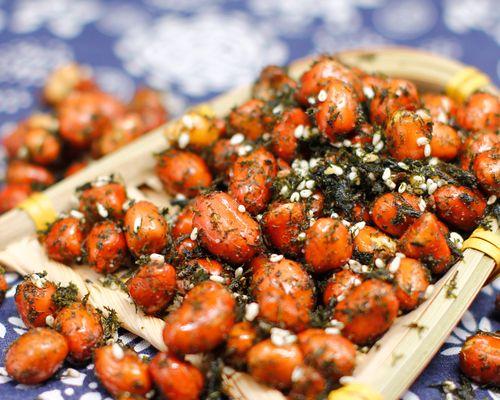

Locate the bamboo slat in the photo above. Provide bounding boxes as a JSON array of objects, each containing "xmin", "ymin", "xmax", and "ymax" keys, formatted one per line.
[{"xmin": 0, "ymin": 47, "xmax": 498, "ymax": 400}]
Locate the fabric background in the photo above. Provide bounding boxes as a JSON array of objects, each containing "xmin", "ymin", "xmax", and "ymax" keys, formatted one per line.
[{"xmin": 0, "ymin": 0, "xmax": 498, "ymax": 399}]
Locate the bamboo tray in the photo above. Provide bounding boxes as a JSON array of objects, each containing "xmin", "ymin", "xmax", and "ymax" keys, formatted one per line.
[{"xmin": 0, "ymin": 47, "xmax": 498, "ymax": 400}]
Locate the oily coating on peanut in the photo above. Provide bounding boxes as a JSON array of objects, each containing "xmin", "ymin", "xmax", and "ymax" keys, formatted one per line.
[
  {"xmin": 149, "ymin": 352, "xmax": 205, "ymax": 400},
  {"xmin": 15, "ymin": 277, "xmax": 57, "ymax": 328},
  {"xmin": 54, "ymin": 302, "xmax": 103, "ymax": 362},
  {"xmin": 192, "ymin": 191, "xmax": 261, "ymax": 264},
  {"xmin": 251, "ymin": 256, "xmax": 314, "ymax": 332},
  {"xmin": 123, "ymin": 200, "xmax": 170, "ymax": 256},
  {"xmin": 163, "ymin": 280, "xmax": 235, "ymax": 355},
  {"xmin": 5, "ymin": 328, "xmax": 68, "ymax": 384},
  {"xmin": 94, "ymin": 344, "xmax": 152, "ymax": 397},
  {"xmin": 228, "ymin": 147, "xmax": 278, "ymax": 215}
]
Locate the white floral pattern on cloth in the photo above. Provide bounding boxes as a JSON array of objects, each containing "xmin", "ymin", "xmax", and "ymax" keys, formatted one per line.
[
  {"xmin": 0, "ymin": 1, "xmax": 498, "ymax": 399},
  {"xmin": 115, "ymin": 12, "xmax": 288, "ymax": 96},
  {"xmin": 10, "ymin": 0, "xmax": 103, "ymax": 39}
]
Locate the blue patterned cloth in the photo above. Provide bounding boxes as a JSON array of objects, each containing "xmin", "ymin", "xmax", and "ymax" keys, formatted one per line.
[{"xmin": 0, "ymin": 1, "xmax": 498, "ymax": 399}]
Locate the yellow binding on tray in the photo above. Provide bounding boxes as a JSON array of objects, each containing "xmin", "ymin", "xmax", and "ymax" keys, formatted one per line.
[
  {"xmin": 18, "ymin": 193, "xmax": 57, "ymax": 231},
  {"xmin": 329, "ymin": 383, "xmax": 383, "ymax": 400},
  {"xmin": 463, "ymin": 228, "xmax": 500, "ymax": 279},
  {"xmin": 445, "ymin": 67, "xmax": 491, "ymax": 102}
]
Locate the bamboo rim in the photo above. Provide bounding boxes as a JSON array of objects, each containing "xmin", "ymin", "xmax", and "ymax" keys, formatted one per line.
[{"xmin": 0, "ymin": 47, "xmax": 498, "ymax": 400}]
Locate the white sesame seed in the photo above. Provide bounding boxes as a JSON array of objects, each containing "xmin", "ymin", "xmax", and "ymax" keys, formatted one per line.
[
  {"xmin": 297, "ymin": 232, "xmax": 306, "ymax": 241},
  {"xmin": 368, "ymin": 172, "xmax": 376, "ymax": 181},
  {"xmin": 350, "ymin": 221, "xmax": 366, "ymax": 237},
  {"xmin": 487, "ymin": 195, "xmax": 497, "ymax": 205},
  {"xmin": 112, "ymin": 343, "xmax": 124, "ymax": 360},
  {"xmin": 372, "ymin": 133, "xmax": 381, "ymax": 145},
  {"xmin": 317, "ymin": 90, "xmax": 327, "ymax": 102},
  {"xmin": 150, "ymin": 253, "xmax": 165, "ymax": 263},
  {"xmin": 256, "ymin": 214, "xmax": 263, "ymax": 221},
  {"xmin": 342, "ymin": 220, "xmax": 351, "ymax": 227},
  {"xmin": 416, "ymin": 137, "xmax": 429, "ymax": 147},
  {"xmin": 395, "ymin": 252, "xmax": 406, "ymax": 259},
  {"xmin": 363, "ymin": 153, "xmax": 379, "ymax": 163},
  {"xmin": 412, "ymin": 175, "xmax": 425, "ymax": 184},
  {"xmin": 364, "ymin": 85, "xmax": 375, "ymax": 99},
  {"xmin": 325, "ymin": 165, "xmax": 343, "ymax": 176},
  {"xmin": 272, "ymin": 104, "xmax": 284, "ymax": 114},
  {"xmin": 237, "ymin": 146, "xmax": 249, "ymax": 156},
  {"xmin": 307, "ymin": 96, "xmax": 316, "ymax": 105},
  {"xmin": 339, "ymin": 376, "xmax": 356, "ymax": 386},
  {"xmin": 398, "ymin": 182, "xmax": 407, "ymax": 193},
  {"xmin": 291, "ymin": 366, "xmax": 305, "ymax": 383},
  {"xmin": 398, "ymin": 162, "xmax": 409, "ymax": 170},
  {"xmin": 178, "ymin": 132, "xmax": 190, "ymax": 149},
  {"xmin": 133, "ymin": 216, "xmax": 142, "ymax": 234},
  {"xmin": 234, "ymin": 267, "xmax": 243, "ymax": 278},
  {"xmin": 382, "ymin": 168, "xmax": 391, "ymax": 181},
  {"xmin": 385, "ymin": 180, "xmax": 396, "ymax": 190},
  {"xmin": 309, "ymin": 158, "xmax": 320, "ymax": 169},
  {"xmin": 428, "ymin": 157, "xmax": 439, "ymax": 166},
  {"xmin": 30, "ymin": 274, "xmax": 46, "ymax": 289},
  {"xmin": 270, "ymin": 327, "xmax": 297, "ymax": 346},
  {"xmin": 355, "ymin": 148, "xmax": 366, "ymax": 158},
  {"xmin": 437, "ymin": 179, "xmax": 446, "ymax": 187},
  {"xmin": 325, "ymin": 327, "xmax": 341, "ymax": 335},
  {"xmin": 375, "ymin": 258, "xmax": 386, "ymax": 268},
  {"xmin": 449, "ymin": 232, "xmax": 464, "ymax": 249},
  {"xmin": 343, "ymin": 139, "xmax": 352, "ymax": 147},
  {"xmin": 300, "ymin": 189, "xmax": 312, "ymax": 198},
  {"xmin": 424, "ymin": 144, "xmax": 431, "ymax": 157},
  {"xmin": 388, "ymin": 257, "xmax": 401, "ymax": 273},
  {"xmin": 230, "ymin": 133, "xmax": 245, "ymax": 145},
  {"xmin": 418, "ymin": 198, "xmax": 426, "ymax": 212},
  {"xmin": 45, "ymin": 315, "xmax": 54, "ymax": 327},
  {"xmin": 279, "ymin": 186, "xmax": 289, "ymax": 196},
  {"xmin": 270, "ymin": 254, "xmax": 284, "ymax": 262},
  {"xmin": 427, "ymin": 182, "xmax": 438, "ymax": 195},
  {"xmin": 331, "ymin": 212, "xmax": 339, "ymax": 218},
  {"xmin": 424, "ymin": 284, "xmax": 435, "ymax": 299},
  {"xmin": 305, "ymin": 180, "xmax": 315, "ymax": 189},
  {"xmin": 374, "ymin": 141, "xmax": 384, "ymax": 153},
  {"xmin": 348, "ymin": 259, "xmax": 362, "ymax": 272},
  {"xmin": 96, "ymin": 203, "xmax": 108, "ymax": 218},
  {"xmin": 245, "ymin": 302, "xmax": 259, "ymax": 321},
  {"xmin": 329, "ymin": 319, "xmax": 345, "ymax": 329},
  {"xmin": 290, "ymin": 192, "xmax": 300, "ymax": 202},
  {"xmin": 336, "ymin": 294, "xmax": 346, "ymax": 302},
  {"xmin": 297, "ymin": 180, "xmax": 306, "ymax": 191},
  {"xmin": 190, "ymin": 227, "xmax": 198, "ymax": 240},
  {"xmin": 262, "ymin": 132, "xmax": 271, "ymax": 141},
  {"xmin": 210, "ymin": 274, "xmax": 226, "ymax": 284},
  {"xmin": 443, "ymin": 380, "xmax": 457, "ymax": 392},
  {"xmin": 69, "ymin": 210, "xmax": 84, "ymax": 219},
  {"xmin": 348, "ymin": 171, "xmax": 358, "ymax": 181},
  {"xmin": 237, "ymin": 204, "xmax": 246, "ymax": 213},
  {"xmin": 294, "ymin": 125, "xmax": 305, "ymax": 139}
]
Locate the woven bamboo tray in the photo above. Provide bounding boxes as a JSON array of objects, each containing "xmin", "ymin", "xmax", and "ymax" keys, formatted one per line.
[{"xmin": 0, "ymin": 47, "xmax": 498, "ymax": 400}]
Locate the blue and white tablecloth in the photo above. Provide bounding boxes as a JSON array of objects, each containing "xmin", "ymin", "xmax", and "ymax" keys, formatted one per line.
[{"xmin": 0, "ymin": 1, "xmax": 498, "ymax": 399}]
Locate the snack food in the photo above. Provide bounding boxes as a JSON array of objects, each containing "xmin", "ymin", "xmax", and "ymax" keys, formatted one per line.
[{"xmin": 3, "ymin": 54, "xmax": 499, "ymax": 399}]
